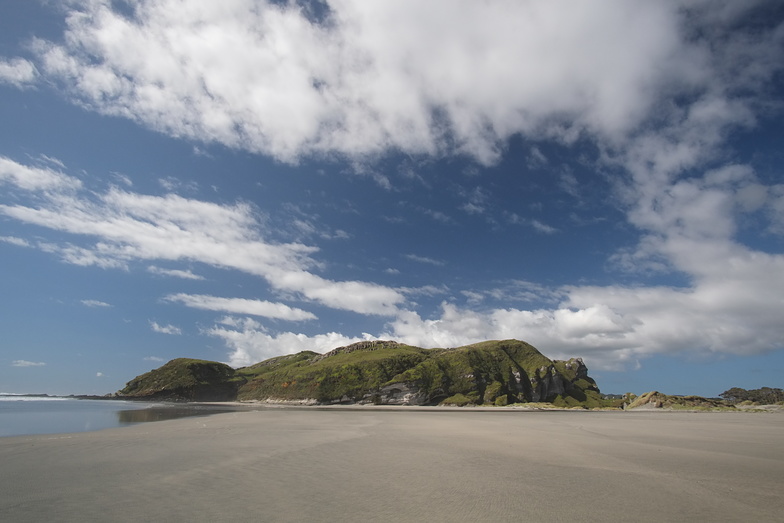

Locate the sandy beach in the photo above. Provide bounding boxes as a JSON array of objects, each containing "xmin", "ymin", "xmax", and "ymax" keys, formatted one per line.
[{"xmin": 1, "ymin": 408, "xmax": 782, "ymax": 522}]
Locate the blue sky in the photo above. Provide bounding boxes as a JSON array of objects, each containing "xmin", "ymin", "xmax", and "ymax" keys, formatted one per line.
[{"xmin": 1, "ymin": 0, "xmax": 783, "ymax": 397}]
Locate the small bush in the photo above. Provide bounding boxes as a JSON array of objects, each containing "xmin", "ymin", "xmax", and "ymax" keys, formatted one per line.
[{"xmin": 441, "ymin": 393, "xmax": 473, "ymax": 406}]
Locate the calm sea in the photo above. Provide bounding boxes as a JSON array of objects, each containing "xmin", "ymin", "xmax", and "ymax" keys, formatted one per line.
[{"xmin": 0, "ymin": 396, "xmax": 239, "ymax": 437}]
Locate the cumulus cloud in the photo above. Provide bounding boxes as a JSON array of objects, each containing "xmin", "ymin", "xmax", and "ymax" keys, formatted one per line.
[
  {"xmin": 380, "ymin": 276, "xmax": 784, "ymax": 371},
  {"xmin": 0, "ymin": 57, "xmax": 37, "ymax": 88},
  {"xmin": 209, "ymin": 316, "xmax": 376, "ymax": 367},
  {"xmin": 30, "ymin": 0, "xmax": 732, "ymax": 165}
]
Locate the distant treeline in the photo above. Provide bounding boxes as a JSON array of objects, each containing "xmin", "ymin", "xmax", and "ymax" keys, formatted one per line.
[{"xmin": 719, "ymin": 387, "xmax": 783, "ymax": 404}]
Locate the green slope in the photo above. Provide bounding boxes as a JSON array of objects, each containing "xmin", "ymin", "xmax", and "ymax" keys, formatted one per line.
[
  {"xmin": 237, "ymin": 341, "xmax": 430, "ymax": 402},
  {"xmin": 118, "ymin": 340, "xmax": 605, "ymax": 407},
  {"xmin": 118, "ymin": 358, "xmax": 242, "ymax": 401}
]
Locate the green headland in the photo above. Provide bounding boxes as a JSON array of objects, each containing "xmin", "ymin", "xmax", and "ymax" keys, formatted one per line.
[
  {"xmin": 116, "ymin": 339, "xmax": 783, "ymax": 410},
  {"xmin": 117, "ymin": 339, "xmax": 614, "ymax": 407}
]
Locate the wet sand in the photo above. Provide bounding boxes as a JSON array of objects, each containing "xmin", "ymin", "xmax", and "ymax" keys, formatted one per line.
[{"xmin": 1, "ymin": 409, "xmax": 782, "ymax": 522}]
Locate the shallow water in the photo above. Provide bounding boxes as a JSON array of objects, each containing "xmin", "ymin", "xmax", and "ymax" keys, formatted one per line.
[{"xmin": 0, "ymin": 396, "xmax": 237, "ymax": 437}]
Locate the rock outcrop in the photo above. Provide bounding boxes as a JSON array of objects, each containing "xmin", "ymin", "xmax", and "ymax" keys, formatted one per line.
[{"xmin": 626, "ymin": 391, "xmax": 733, "ymax": 410}]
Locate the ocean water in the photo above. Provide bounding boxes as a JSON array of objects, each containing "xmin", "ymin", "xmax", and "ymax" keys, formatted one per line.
[{"xmin": 0, "ymin": 396, "xmax": 238, "ymax": 437}]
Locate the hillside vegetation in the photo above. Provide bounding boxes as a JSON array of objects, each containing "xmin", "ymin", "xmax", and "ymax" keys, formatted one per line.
[
  {"xmin": 118, "ymin": 339, "xmax": 612, "ymax": 407},
  {"xmin": 119, "ymin": 358, "xmax": 243, "ymax": 401}
]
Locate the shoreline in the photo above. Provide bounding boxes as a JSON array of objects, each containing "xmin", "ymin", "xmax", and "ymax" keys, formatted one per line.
[{"xmin": 205, "ymin": 399, "xmax": 784, "ymax": 413}]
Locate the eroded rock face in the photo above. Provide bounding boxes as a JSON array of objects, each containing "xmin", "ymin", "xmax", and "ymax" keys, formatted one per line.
[
  {"xmin": 528, "ymin": 358, "xmax": 594, "ymax": 402},
  {"xmin": 374, "ymin": 382, "xmax": 427, "ymax": 405},
  {"xmin": 530, "ymin": 366, "xmax": 566, "ymax": 402}
]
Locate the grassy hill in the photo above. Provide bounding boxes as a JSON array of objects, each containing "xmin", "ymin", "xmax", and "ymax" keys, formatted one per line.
[
  {"xmin": 118, "ymin": 358, "xmax": 243, "ymax": 401},
  {"xmin": 118, "ymin": 339, "xmax": 610, "ymax": 407}
]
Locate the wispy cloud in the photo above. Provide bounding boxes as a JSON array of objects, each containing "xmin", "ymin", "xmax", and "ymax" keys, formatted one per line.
[
  {"xmin": 12, "ymin": 360, "xmax": 46, "ymax": 367},
  {"xmin": 0, "ymin": 236, "xmax": 31, "ymax": 248},
  {"xmin": 147, "ymin": 265, "xmax": 205, "ymax": 281},
  {"xmin": 459, "ymin": 187, "xmax": 489, "ymax": 215},
  {"xmin": 150, "ymin": 321, "xmax": 182, "ymax": 335},
  {"xmin": 38, "ymin": 154, "xmax": 65, "ymax": 169},
  {"xmin": 405, "ymin": 254, "xmax": 445, "ymax": 266},
  {"xmin": 164, "ymin": 293, "xmax": 317, "ymax": 322},
  {"xmin": 81, "ymin": 299, "xmax": 112, "ymax": 308},
  {"xmin": 0, "ymin": 156, "xmax": 405, "ymax": 316},
  {"xmin": 530, "ymin": 220, "xmax": 558, "ymax": 235},
  {"xmin": 0, "ymin": 156, "xmax": 81, "ymax": 192}
]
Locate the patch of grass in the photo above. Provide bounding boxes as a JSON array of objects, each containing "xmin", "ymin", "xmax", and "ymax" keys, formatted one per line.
[{"xmin": 441, "ymin": 393, "xmax": 475, "ymax": 406}]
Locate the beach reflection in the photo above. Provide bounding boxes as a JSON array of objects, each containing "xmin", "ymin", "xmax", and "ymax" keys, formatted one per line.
[{"xmin": 117, "ymin": 405, "xmax": 237, "ymax": 424}]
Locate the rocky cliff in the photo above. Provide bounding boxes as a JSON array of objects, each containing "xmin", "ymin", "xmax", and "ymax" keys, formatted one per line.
[{"xmin": 118, "ymin": 339, "xmax": 606, "ymax": 407}]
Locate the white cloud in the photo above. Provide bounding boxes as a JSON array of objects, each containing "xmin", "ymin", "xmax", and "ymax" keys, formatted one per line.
[
  {"xmin": 381, "ymin": 257, "xmax": 784, "ymax": 369},
  {"xmin": 164, "ymin": 293, "xmax": 316, "ymax": 322},
  {"xmin": 208, "ymin": 316, "xmax": 377, "ymax": 367},
  {"xmin": 0, "ymin": 236, "xmax": 31, "ymax": 248},
  {"xmin": 405, "ymin": 142, "xmax": 784, "ymax": 355},
  {"xmin": 0, "ymin": 156, "xmax": 406, "ymax": 316},
  {"xmin": 404, "ymin": 254, "xmax": 445, "ymax": 266},
  {"xmin": 530, "ymin": 220, "xmax": 558, "ymax": 235},
  {"xmin": 96, "ymin": 372, "xmax": 105, "ymax": 377},
  {"xmin": 0, "ymin": 57, "xmax": 37, "ymax": 88},
  {"xmin": 12, "ymin": 360, "xmax": 46, "ymax": 367},
  {"xmin": 30, "ymin": 0, "xmax": 728, "ymax": 165},
  {"xmin": 150, "ymin": 321, "xmax": 182, "ymax": 335},
  {"xmin": 38, "ymin": 155, "xmax": 66, "ymax": 169},
  {"xmin": 6, "ymin": 1, "xmax": 784, "ymax": 370},
  {"xmin": 147, "ymin": 265, "xmax": 205, "ymax": 280},
  {"xmin": 0, "ymin": 156, "xmax": 81, "ymax": 192},
  {"xmin": 81, "ymin": 299, "xmax": 112, "ymax": 308},
  {"xmin": 144, "ymin": 356, "xmax": 165, "ymax": 362}
]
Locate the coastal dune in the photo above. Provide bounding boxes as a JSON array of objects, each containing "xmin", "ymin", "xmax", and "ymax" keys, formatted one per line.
[{"xmin": 1, "ymin": 409, "xmax": 782, "ymax": 522}]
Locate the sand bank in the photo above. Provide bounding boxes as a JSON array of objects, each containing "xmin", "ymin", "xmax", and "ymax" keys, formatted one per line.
[{"xmin": 1, "ymin": 409, "xmax": 782, "ymax": 522}]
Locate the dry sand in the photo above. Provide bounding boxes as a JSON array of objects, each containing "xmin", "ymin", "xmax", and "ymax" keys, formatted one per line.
[{"xmin": 1, "ymin": 408, "xmax": 782, "ymax": 522}]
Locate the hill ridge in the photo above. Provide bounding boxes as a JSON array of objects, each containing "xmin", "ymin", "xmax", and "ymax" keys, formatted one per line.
[{"xmin": 118, "ymin": 339, "xmax": 610, "ymax": 407}]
